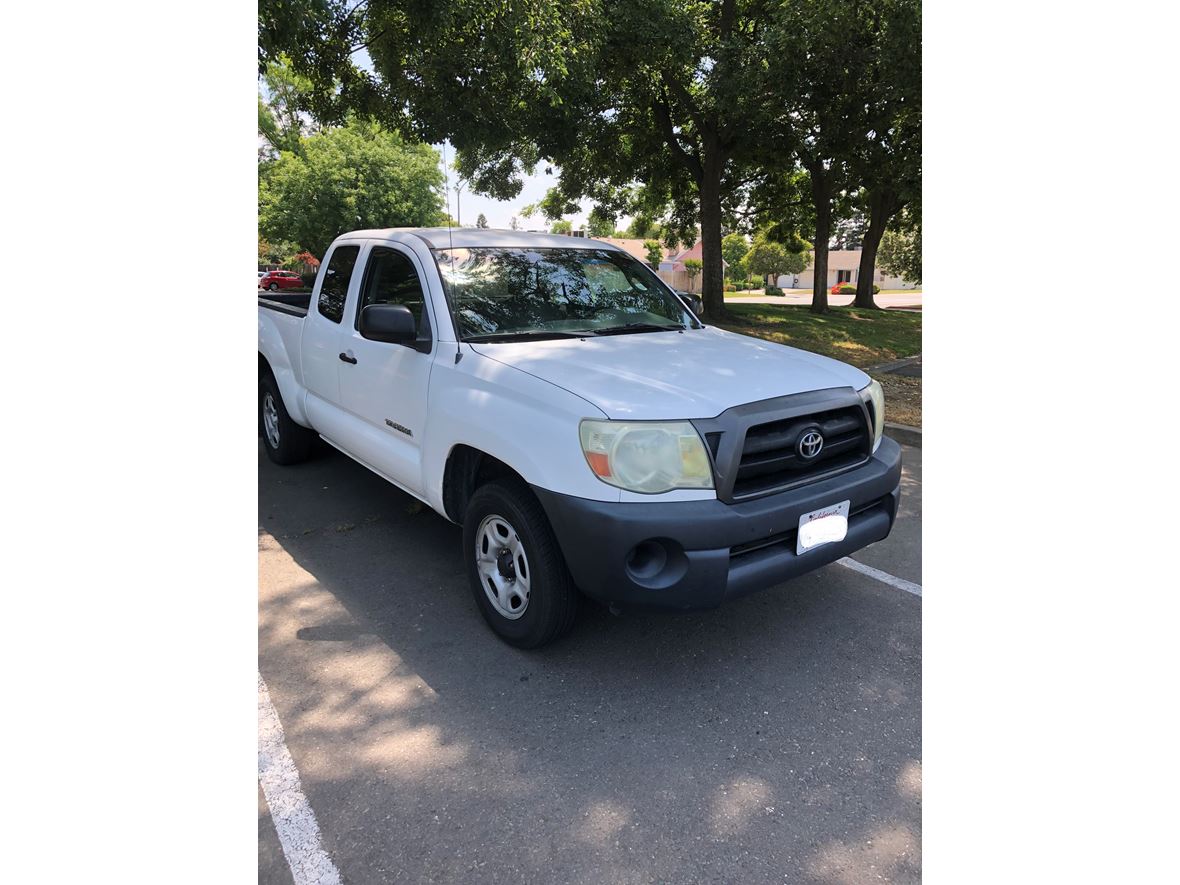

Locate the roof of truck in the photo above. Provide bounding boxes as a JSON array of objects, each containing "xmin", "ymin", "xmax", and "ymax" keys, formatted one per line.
[{"xmin": 338, "ymin": 228, "xmax": 624, "ymax": 252}]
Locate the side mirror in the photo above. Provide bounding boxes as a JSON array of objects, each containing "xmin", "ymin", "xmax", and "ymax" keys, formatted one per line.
[
  {"xmin": 360, "ymin": 303, "xmax": 416, "ymax": 344},
  {"xmin": 682, "ymin": 293, "xmax": 703, "ymax": 314}
]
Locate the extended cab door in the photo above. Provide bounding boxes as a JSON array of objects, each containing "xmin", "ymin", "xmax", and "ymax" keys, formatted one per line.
[
  {"xmin": 335, "ymin": 241, "xmax": 437, "ymax": 492},
  {"xmin": 301, "ymin": 242, "xmax": 361, "ymax": 411}
]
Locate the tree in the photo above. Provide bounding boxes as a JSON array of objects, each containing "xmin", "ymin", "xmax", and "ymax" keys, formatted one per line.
[
  {"xmin": 683, "ymin": 258, "xmax": 703, "ymax": 292},
  {"xmin": 626, "ymin": 216, "xmax": 663, "ymax": 241},
  {"xmin": 761, "ymin": 1, "xmax": 892, "ymax": 313},
  {"xmin": 847, "ymin": 0, "xmax": 921, "ymax": 308},
  {"xmin": 476, "ymin": 213, "xmax": 488, "ymax": 229},
  {"xmin": 877, "ymin": 207, "xmax": 921, "ymax": 285},
  {"xmin": 643, "ymin": 240, "xmax": 663, "ymax": 271},
  {"xmin": 257, "ymin": 57, "xmax": 316, "ymax": 160},
  {"xmin": 551, "ymin": 219, "xmax": 573, "ymax": 235},
  {"xmin": 722, "ymin": 233, "xmax": 749, "ymax": 284},
  {"xmin": 586, "ymin": 206, "xmax": 616, "ymax": 239},
  {"xmin": 259, "ymin": 0, "xmax": 811, "ymax": 321},
  {"xmin": 259, "ymin": 119, "xmax": 445, "ymax": 257},
  {"xmin": 745, "ymin": 236, "xmax": 810, "ymax": 288}
]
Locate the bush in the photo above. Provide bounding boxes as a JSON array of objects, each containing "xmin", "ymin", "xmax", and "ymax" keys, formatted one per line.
[
  {"xmin": 746, "ymin": 278, "xmax": 763, "ymax": 291},
  {"xmin": 724, "ymin": 282, "xmax": 737, "ymax": 292},
  {"xmin": 301, "ymin": 272, "xmax": 318, "ymax": 289},
  {"xmin": 765, "ymin": 285, "xmax": 784, "ymax": 297},
  {"xmin": 834, "ymin": 282, "xmax": 880, "ymax": 294}
]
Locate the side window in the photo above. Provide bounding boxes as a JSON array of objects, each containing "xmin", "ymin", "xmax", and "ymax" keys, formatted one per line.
[
  {"xmin": 317, "ymin": 244, "xmax": 359, "ymax": 324},
  {"xmin": 356, "ymin": 247, "xmax": 432, "ymax": 346}
]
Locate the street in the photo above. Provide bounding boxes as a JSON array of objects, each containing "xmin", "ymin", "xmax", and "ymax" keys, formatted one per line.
[
  {"xmin": 727, "ymin": 291, "xmax": 923, "ymax": 310},
  {"xmin": 259, "ymin": 437, "xmax": 922, "ymax": 884}
]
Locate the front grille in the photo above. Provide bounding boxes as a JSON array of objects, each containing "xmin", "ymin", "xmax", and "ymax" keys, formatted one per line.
[
  {"xmin": 692, "ymin": 389, "xmax": 875, "ymax": 504},
  {"xmin": 731, "ymin": 405, "xmax": 869, "ymax": 499}
]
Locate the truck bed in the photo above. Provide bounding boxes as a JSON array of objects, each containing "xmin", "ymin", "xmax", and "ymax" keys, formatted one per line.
[{"xmin": 259, "ymin": 292, "xmax": 311, "ymax": 316}]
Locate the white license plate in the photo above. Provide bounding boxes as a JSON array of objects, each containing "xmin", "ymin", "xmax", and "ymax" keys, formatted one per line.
[{"xmin": 796, "ymin": 500, "xmax": 851, "ymax": 555}]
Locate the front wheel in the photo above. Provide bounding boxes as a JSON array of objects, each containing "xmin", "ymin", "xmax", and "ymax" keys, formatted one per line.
[
  {"xmin": 268, "ymin": 282, "xmax": 279, "ymax": 291},
  {"xmin": 463, "ymin": 479, "xmax": 578, "ymax": 648}
]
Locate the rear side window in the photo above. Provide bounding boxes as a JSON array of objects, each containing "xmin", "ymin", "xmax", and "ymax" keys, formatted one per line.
[
  {"xmin": 357, "ymin": 247, "xmax": 432, "ymax": 346},
  {"xmin": 317, "ymin": 244, "xmax": 359, "ymax": 324}
]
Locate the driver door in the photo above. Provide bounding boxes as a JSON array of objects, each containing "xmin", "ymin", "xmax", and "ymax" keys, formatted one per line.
[{"xmin": 335, "ymin": 242, "xmax": 436, "ymax": 492}]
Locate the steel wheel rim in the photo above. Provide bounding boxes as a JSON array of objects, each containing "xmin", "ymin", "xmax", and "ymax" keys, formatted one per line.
[
  {"xmin": 262, "ymin": 392, "xmax": 281, "ymax": 449},
  {"xmin": 475, "ymin": 513, "xmax": 531, "ymax": 620}
]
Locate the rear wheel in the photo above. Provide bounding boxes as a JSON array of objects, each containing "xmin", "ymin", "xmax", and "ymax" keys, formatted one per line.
[
  {"xmin": 463, "ymin": 479, "xmax": 578, "ymax": 648},
  {"xmin": 259, "ymin": 373, "xmax": 315, "ymax": 465}
]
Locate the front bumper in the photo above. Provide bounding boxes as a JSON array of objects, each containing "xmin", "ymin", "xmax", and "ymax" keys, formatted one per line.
[{"xmin": 533, "ymin": 436, "xmax": 902, "ymax": 609}]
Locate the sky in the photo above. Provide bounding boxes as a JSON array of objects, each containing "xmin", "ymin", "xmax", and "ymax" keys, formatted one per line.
[{"xmin": 434, "ymin": 144, "xmax": 613, "ymax": 232}]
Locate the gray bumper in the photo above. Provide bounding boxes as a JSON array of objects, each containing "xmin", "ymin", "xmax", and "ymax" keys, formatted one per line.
[{"xmin": 532, "ymin": 436, "xmax": 902, "ymax": 609}]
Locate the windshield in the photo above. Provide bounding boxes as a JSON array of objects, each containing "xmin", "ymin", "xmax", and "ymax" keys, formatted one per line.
[{"xmin": 431, "ymin": 247, "xmax": 699, "ymax": 341}]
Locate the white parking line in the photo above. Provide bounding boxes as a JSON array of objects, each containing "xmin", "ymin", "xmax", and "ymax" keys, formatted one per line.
[
  {"xmin": 837, "ymin": 557, "xmax": 923, "ymax": 596},
  {"xmin": 258, "ymin": 672, "xmax": 343, "ymax": 885}
]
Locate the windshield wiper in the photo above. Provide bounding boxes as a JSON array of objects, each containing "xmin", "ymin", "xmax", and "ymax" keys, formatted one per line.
[
  {"xmin": 589, "ymin": 322, "xmax": 684, "ymax": 336},
  {"xmin": 465, "ymin": 330, "xmax": 590, "ymax": 343}
]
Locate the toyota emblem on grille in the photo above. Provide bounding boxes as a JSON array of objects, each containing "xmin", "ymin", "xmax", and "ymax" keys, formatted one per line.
[{"xmin": 797, "ymin": 429, "xmax": 824, "ymax": 460}]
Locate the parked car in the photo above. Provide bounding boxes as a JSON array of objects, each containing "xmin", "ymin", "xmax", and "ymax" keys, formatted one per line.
[
  {"xmin": 260, "ymin": 270, "xmax": 303, "ymax": 291},
  {"xmin": 259, "ymin": 229, "xmax": 898, "ymax": 647}
]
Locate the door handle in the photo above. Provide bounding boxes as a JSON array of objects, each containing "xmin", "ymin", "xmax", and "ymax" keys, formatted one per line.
[{"xmin": 338, "ymin": 352, "xmax": 357, "ymax": 364}]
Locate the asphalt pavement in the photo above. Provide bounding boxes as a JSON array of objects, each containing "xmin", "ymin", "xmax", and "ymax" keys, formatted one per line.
[{"xmin": 259, "ymin": 437, "xmax": 922, "ymax": 884}]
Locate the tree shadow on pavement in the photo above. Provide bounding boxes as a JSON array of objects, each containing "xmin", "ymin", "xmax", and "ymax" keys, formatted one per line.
[{"xmin": 258, "ymin": 443, "xmax": 921, "ymax": 884}]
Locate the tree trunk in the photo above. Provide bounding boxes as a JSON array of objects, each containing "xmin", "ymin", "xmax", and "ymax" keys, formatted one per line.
[
  {"xmin": 854, "ymin": 189, "xmax": 899, "ymax": 309},
  {"xmin": 698, "ymin": 156, "xmax": 726, "ymax": 320},
  {"xmin": 810, "ymin": 170, "xmax": 831, "ymax": 314}
]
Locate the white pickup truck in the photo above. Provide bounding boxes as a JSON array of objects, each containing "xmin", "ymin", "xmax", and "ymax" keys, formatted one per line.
[{"xmin": 259, "ymin": 228, "xmax": 901, "ymax": 647}]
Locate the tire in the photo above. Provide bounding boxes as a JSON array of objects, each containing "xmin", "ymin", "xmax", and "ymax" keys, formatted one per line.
[
  {"xmin": 268, "ymin": 282, "xmax": 279, "ymax": 291},
  {"xmin": 259, "ymin": 373, "xmax": 315, "ymax": 465},
  {"xmin": 463, "ymin": 478, "xmax": 579, "ymax": 648}
]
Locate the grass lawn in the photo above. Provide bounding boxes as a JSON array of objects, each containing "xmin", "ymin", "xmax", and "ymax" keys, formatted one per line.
[
  {"xmin": 717, "ymin": 303, "xmax": 923, "ymax": 427},
  {"xmin": 718, "ymin": 303, "xmax": 921, "ymax": 368}
]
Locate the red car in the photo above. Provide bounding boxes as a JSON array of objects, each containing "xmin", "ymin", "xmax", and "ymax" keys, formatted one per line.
[{"xmin": 259, "ymin": 270, "xmax": 303, "ymax": 291}]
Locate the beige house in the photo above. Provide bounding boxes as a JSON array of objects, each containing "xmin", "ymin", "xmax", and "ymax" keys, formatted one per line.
[{"xmin": 776, "ymin": 249, "xmax": 917, "ymax": 291}]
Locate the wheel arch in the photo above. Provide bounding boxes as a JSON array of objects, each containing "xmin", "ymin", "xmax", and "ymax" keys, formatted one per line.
[{"xmin": 441, "ymin": 444, "xmax": 532, "ymax": 524}]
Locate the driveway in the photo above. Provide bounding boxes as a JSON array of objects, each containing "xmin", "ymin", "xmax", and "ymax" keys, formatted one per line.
[{"xmin": 258, "ymin": 438, "xmax": 922, "ymax": 884}]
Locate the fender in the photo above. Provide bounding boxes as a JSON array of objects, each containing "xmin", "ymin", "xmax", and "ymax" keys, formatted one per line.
[{"xmin": 420, "ymin": 349, "xmax": 619, "ymax": 514}]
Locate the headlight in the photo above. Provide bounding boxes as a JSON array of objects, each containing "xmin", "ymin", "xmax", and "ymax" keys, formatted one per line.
[
  {"xmin": 579, "ymin": 420, "xmax": 714, "ymax": 493},
  {"xmin": 859, "ymin": 379, "xmax": 885, "ymax": 451}
]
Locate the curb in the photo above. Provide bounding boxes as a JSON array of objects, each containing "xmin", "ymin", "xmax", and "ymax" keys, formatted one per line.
[
  {"xmin": 867, "ymin": 354, "xmax": 921, "ymax": 373},
  {"xmin": 885, "ymin": 422, "xmax": 922, "ymax": 448}
]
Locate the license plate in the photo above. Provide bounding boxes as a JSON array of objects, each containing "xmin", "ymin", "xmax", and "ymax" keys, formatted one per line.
[{"xmin": 796, "ymin": 500, "xmax": 850, "ymax": 555}]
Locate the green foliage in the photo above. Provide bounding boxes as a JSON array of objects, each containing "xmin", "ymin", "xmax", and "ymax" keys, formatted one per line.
[
  {"xmin": 258, "ymin": 119, "xmax": 445, "ymax": 257},
  {"xmin": 878, "ymin": 208, "xmax": 922, "ymax": 284},
  {"xmin": 586, "ymin": 206, "xmax": 616, "ymax": 239},
  {"xmin": 745, "ymin": 235, "xmax": 810, "ymax": 284},
  {"xmin": 476, "ymin": 213, "xmax": 488, "ymax": 229},
  {"xmin": 257, "ymin": 57, "xmax": 316, "ymax": 160},
  {"xmin": 643, "ymin": 240, "xmax": 663, "ymax": 271},
  {"xmin": 722, "ymin": 233, "xmax": 750, "ymax": 282},
  {"xmin": 551, "ymin": 219, "xmax": 573, "ymax": 235},
  {"xmin": 683, "ymin": 258, "xmax": 703, "ymax": 286},
  {"xmin": 765, "ymin": 286, "xmax": 784, "ymax": 297},
  {"xmin": 625, "ymin": 216, "xmax": 663, "ymax": 241},
  {"xmin": 837, "ymin": 283, "xmax": 880, "ymax": 294}
]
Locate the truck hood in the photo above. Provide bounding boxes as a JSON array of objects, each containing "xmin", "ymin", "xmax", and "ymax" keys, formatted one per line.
[{"xmin": 469, "ymin": 326, "xmax": 871, "ymax": 419}]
